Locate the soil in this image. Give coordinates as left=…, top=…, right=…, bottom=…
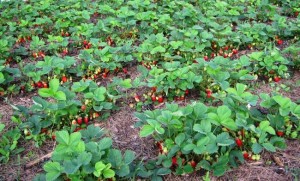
left=0, top=66, right=299, bottom=181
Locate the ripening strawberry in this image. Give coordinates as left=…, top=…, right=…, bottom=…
left=81, top=105, right=86, bottom=111
left=232, top=49, right=238, bottom=54
left=274, top=76, right=281, bottom=82
left=190, top=160, right=197, bottom=168
left=158, top=96, right=164, bottom=103
left=33, top=52, right=38, bottom=58
left=77, top=117, right=83, bottom=125
left=204, top=56, right=209, bottom=61
left=151, top=87, right=157, bottom=92
left=61, top=76, right=67, bottom=83
left=151, top=95, right=156, bottom=102
left=172, top=157, right=177, bottom=166
left=295, top=12, right=299, bottom=17
left=102, top=72, right=108, bottom=78
left=84, top=116, right=89, bottom=124
left=235, top=138, right=243, bottom=147
left=276, top=131, right=284, bottom=137
left=277, top=39, right=283, bottom=45
left=134, top=95, right=141, bottom=102
left=243, top=152, right=249, bottom=160
left=36, top=81, right=42, bottom=88
left=52, top=133, right=56, bottom=140
left=83, top=40, right=88, bottom=45
left=43, top=82, right=48, bottom=88
left=185, top=89, right=189, bottom=95
left=93, top=112, right=100, bottom=118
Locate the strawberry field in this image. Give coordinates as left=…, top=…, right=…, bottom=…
left=0, top=0, right=300, bottom=180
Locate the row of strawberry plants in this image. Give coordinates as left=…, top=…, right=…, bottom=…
left=135, top=83, right=300, bottom=177
left=132, top=46, right=291, bottom=106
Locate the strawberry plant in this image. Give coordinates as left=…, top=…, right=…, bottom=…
left=0, top=124, right=24, bottom=163
left=34, top=125, right=137, bottom=181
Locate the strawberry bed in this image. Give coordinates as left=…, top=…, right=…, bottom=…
left=0, top=0, right=299, bottom=180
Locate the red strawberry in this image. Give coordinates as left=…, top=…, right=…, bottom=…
left=134, top=94, right=141, bottom=102
left=61, top=76, right=67, bottom=83
left=77, top=117, right=83, bottom=125
left=38, top=51, right=45, bottom=58
left=158, top=96, right=164, bottom=103
left=62, top=48, right=68, bottom=55
left=102, top=72, right=108, bottom=78
left=210, top=53, right=215, bottom=58
left=235, top=138, right=243, bottom=147
left=83, top=40, right=88, bottom=45
left=151, top=87, right=157, bottom=92
left=274, top=76, right=281, bottom=82
left=40, top=128, right=48, bottom=134
left=204, top=56, right=209, bottom=61
left=206, top=92, right=212, bottom=98
left=243, top=152, right=249, bottom=160
left=232, top=49, right=238, bottom=54
left=84, top=116, right=89, bottom=124
left=224, top=46, right=229, bottom=51
left=36, top=81, right=43, bottom=88
left=172, top=157, right=177, bottom=166
left=190, top=160, right=197, bottom=168
left=276, top=131, right=284, bottom=137
left=123, top=68, right=128, bottom=74
left=185, top=89, right=189, bottom=95
left=151, top=95, right=156, bottom=102
left=277, top=39, right=283, bottom=45
left=52, top=133, right=56, bottom=140
left=295, top=12, right=299, bottom=17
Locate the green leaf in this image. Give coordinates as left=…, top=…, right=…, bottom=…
left=124, top=150, right=135, bottom=165
left=262, top=143, right=276, bottom=152
left=103, top=168, right=115, bottom=178
left=49, top=78, right=60, bottom=92
left=56, top=131, right=69, bottom=145
left=98, top=137, right=113, bottom=150
left=77, top=152, right=92, bottom=165
left=120, top=79, right=132, bottom=89
left=139, top=125, right=155, bottom=137
left=94, top=87, right=106, bottom=102
left=175, top=133, right=185, bottom=146
left=116, top=164, right=130, bottom=177
left=183, top=143, right=196, bottom=151
left=216, top=132, right=235, bottom=146
left=156, top=168, right=172, bottom=175
left=93, top=161, right=105, bottom=177
left=252, top=143, right=263, bottom=154
left=38, top=88, right=52, bottom=97
left=43, top=162, right=62, bottom=181
left=108, top=149, right=122, bottom=167
left=150, top=46, right=166, bottom=54
left=53, top=91, right=66, bottom=101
